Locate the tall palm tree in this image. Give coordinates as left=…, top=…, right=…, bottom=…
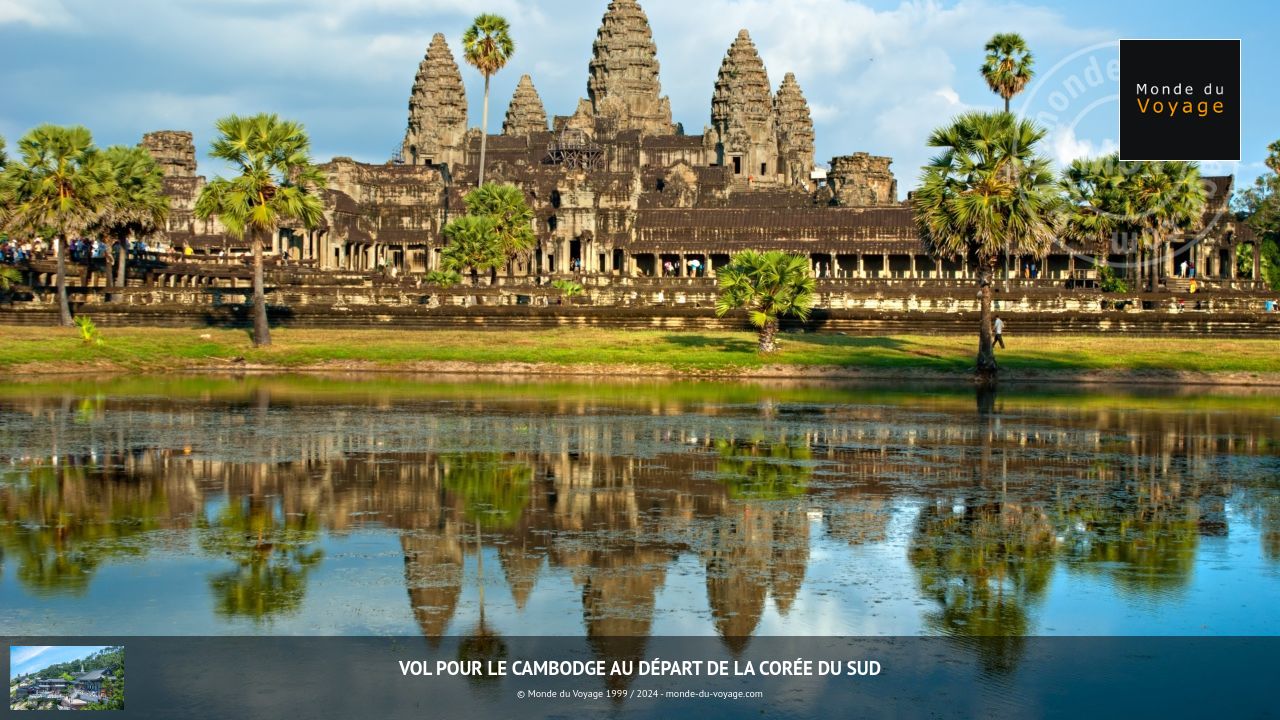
left=913, top=111, right=1059, bottom=381
left=1131, top=161, right=1205, bottom=289
left=194, top=114, right=327, bottom=347
left=441, top=214, right=504, bottom=285
left=0, top=125, right=114, bottom=326
left=463, top=182, right=535, bottom=275
left=981, top=33, right=1035, bottom=113
left=462, top=14, right=515, bottom=186
left=714, top=250, right=816, bottom=353
left=0, top=134, right=7, bottom=168
left=93, top=145, right=169, bottom=301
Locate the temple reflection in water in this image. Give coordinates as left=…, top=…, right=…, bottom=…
left=1, top=378, right=1278, bottom=663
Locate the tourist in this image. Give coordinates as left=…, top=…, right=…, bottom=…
left=993, top=316, right=1006, bottom=349
left=1180, top=259, right=1189, bottom=278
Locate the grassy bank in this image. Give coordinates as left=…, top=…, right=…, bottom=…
left=1, top=325, right=1277, bottom=381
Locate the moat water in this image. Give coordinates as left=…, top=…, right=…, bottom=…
left=1, top=376, right=1277, bottom=638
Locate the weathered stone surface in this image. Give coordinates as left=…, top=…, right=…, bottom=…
left=707, top=30, right=778, bottom=182
left=828, top=153, right=899, bottom=207
left=587, top=0, right=674, bottom=136
left=403, top=33, right=469, bottom=169
left=503, top=75, right=549, bottom=136
left=774, top=73, right=815, bottom=190
left=141, top=131, right=197, bottom=178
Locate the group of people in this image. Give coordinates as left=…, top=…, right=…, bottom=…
left=0, top=236, right=178, bottom=265
left=660, top=259, right=705, bottom=277
left=0, top=237, right=41, bottom=264
left=1178, top=260, right=1199, bottom=279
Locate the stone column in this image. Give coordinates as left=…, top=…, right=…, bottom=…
left=857, top=254, right=865, bottom=278
left=909, top=254, right=917, bottom=279
left=1254, top=241, right=1262, bottom=281
left=882, top=253, right=890, bottom=279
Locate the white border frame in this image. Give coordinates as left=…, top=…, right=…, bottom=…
left=1117, top=38, right=1242, bottom=162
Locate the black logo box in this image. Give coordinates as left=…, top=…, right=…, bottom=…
left=1119, top=39, right=1240, bottom=161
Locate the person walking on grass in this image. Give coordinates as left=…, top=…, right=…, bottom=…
left=994, top=315, right=1006, bottom=349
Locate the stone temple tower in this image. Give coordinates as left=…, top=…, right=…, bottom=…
left=707, top=30, right=779, bottom=181
left=402, top=33, right=469, bottom=169
left=502, top=75, right=549, bottom=136
left=774, top=73, right=816, bottom=189
left=587, top=0, right=675, bottom=135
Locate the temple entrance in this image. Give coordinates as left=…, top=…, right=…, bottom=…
left=570, top=240, right=583, bottom=272
left=612, top=249, right=625, bottom=275
left=732, top=156, right=743, bottom=175
left=634, top=254, right=656, bottom=277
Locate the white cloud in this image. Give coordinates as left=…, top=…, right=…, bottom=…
left=0, top=0, right=1120, bottom=197
left=1049, top=125, right=1118, bottom=165
left=0, top=0, right=70, bottom=27
left=10, top=646, right=54, bottom=667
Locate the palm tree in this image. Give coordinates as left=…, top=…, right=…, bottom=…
left=913, top=111, right=1059, bottom=381
left=714, top=250, right=816, bottom=353
left=194, top=114, right=327, bottom=347
left=0, top=134, right=7, bottom=168
left=0, top=125, right=114, bottom=326
left=1130, top=161, right=1205, bottom=290
left=441, top=214, right=504, bottom=285
left=1059, top=156, right=1130, bottom=267
left=462, top=14, right=515, bottom=185
left=981, top=33, right=1035, bottom=113
left=463, top=182, right=535, bottom=275
left=94, top=145, right=169, bottom=301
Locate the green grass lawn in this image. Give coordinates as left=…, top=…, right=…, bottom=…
left=1, top=325, right=1277, bottom=375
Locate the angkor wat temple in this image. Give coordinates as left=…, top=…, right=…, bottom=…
left=131, top=0, right=1255, bottom=288
left=144, top=0, right=916, bottom=281
left=6, top=0, right=1271, bottom=334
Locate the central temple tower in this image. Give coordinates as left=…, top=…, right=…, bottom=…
left=586, top=0, right=675, bottom=135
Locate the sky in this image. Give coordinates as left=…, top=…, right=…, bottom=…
left=1, top=0, right=1276, bottom=199
left=9, top=646, right=108, bottom=680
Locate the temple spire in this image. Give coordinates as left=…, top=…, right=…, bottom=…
left=586, top=0, right=674, bottom=135
left=402, top=33, right=468, bottom=168
left=502, top=75, right=549, bottom=136
left=775, top=72, right=815, bottom=188
left=708, top=29, right=778, bottom=180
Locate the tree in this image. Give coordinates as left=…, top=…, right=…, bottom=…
left=463, top=14, right=515, bottom=185
left=1129, top=161, right=1205, bottom=290
left=0, top=125, right=114, bottom=326
left=913, top=111, right=1058, bottom=381
left=93, top=145, right=169, bottom=301
left=980, top=33, right=1034, bottom=113
left=1058, top=154, right=1141, bottom=273
left=464, top=182, right=535, bottom=272
left=441, top=214, right=504, bottom=285
left=0, top=134, right=7, bottom=168
left=1233, top=139, right=1280, bottom=290
left=714, top=250, right=816, bottom=353
left=194, top=114, right=327, bottom=347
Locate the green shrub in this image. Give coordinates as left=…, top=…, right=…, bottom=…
left=74, top=316, right=103, bottom=346
left=550, top=279, right=585, bottom=297
left=1097, top=265, right=1129, bottom=293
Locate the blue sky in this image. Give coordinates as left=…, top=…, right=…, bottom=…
left=9, top=646, right=108, bottom=679
left=1, top=0, right=1276, bottom=197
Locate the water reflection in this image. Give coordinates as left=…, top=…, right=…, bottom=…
left=1, top=377, right=1278, bottom=655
